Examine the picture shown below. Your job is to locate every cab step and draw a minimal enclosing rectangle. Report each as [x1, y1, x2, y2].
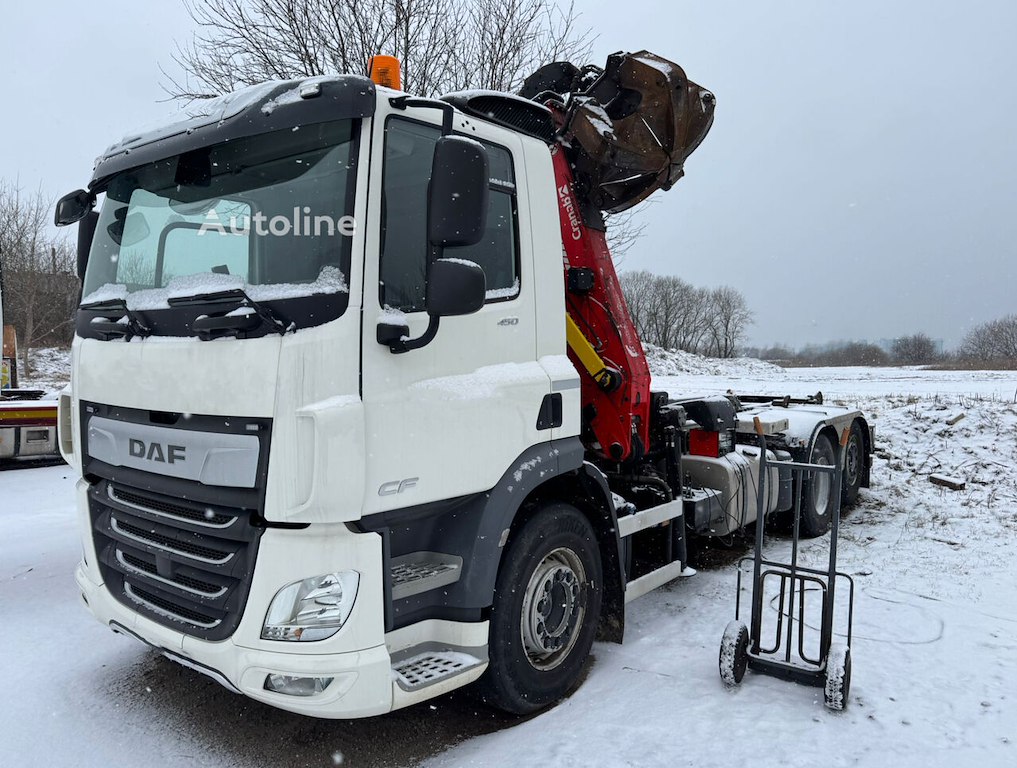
[390, 551, 463, 600]
[392, 651, 483, 691]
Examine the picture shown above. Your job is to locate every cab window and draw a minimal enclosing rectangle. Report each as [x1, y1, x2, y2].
[380, 118, 519, 312]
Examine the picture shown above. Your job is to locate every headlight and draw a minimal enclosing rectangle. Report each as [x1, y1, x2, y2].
[262, 571, 360, 642]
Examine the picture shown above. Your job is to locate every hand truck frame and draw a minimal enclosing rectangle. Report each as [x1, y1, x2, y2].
[719, 418, 855, 710]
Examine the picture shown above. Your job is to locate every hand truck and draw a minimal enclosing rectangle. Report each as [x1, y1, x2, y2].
[719, 418, 855, 710]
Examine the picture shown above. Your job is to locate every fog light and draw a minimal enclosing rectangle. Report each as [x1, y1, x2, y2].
[263, 674, 334, 697]
[262, 571, 360, 642]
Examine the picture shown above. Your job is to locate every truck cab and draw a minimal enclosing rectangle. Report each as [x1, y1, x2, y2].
[59, 75, 598, 717]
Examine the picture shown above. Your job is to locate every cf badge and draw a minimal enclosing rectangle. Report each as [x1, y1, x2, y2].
[378, 477, 418, 496]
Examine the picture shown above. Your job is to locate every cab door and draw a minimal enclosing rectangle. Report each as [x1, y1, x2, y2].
[359, 107, 550, 514]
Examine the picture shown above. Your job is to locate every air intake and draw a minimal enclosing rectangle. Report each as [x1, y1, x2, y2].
[440, 90, 556, 144]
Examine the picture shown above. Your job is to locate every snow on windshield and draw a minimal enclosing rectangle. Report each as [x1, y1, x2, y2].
[81, 266, 348, 310]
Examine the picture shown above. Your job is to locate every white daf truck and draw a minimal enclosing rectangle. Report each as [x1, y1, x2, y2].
[55, 53, 872, 718]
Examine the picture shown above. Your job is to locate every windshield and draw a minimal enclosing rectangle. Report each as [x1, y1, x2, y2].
[81, 120, 358, 311]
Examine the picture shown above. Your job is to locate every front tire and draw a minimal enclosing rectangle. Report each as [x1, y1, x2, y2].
[479, 503, 602, 714]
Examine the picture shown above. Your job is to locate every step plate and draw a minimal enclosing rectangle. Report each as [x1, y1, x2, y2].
[392, 651, 483, 692]
[390, 552, 463, 600]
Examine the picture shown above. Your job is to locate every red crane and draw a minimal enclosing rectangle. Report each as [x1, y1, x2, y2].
[525, 51, 715, 462]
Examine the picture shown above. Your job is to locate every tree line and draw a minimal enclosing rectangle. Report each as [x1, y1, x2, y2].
[619, 270, 753, 358]
[748, 323, 1017, 368]
[0, 182, 78, 377]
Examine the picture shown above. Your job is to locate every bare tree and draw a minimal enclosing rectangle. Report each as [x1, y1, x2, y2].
[619, 269, 655, 342]
[0, 181, 79, 378]
[960, 314, 1017, 364]
[704, 285, 753, 358]
[164, 3, 675, 258]
[165, 0, 592, 100]
[620, 271, 753, 358]
[891, 333, 939, 365]
[672, 282, 714, 353]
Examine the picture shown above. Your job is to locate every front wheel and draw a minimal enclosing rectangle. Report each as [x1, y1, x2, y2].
[479, 503, 603, 714]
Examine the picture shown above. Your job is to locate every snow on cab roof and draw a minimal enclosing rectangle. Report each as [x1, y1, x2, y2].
[93, 75, 376, 178]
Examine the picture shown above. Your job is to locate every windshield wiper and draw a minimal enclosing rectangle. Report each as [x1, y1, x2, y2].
[80, 298, 151, 340]
[168, 289, 296, 340]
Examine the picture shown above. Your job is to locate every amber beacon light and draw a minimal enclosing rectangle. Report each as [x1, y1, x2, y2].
[368, 55, 402, 90]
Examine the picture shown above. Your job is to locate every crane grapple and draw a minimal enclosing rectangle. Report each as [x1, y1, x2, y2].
[523, 50, 715, 214]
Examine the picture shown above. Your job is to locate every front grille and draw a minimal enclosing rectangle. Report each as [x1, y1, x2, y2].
[125, 584, 222, 629]
[118, 550, 226, 597]
[89, 478, 263, 641]
[111, 516, 235, 563]
[109, 484, 238, 528]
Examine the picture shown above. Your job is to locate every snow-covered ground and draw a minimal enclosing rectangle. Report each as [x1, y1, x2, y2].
[431, 360, 1017, 768]
[3, 358, 1016, 767]
[16, 346, 71, 395]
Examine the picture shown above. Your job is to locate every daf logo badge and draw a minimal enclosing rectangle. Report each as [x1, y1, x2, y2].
[129, 438, 186, 464]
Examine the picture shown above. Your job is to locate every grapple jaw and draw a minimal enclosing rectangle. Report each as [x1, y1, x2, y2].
[522, 50, 715, 214]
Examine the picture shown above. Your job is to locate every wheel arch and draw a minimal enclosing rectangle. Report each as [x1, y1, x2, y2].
[852, 415, 873, 489]
[428, 437, 624, 640]
[811, 417, 872, 490]
[791, 419, 862, 465]
[357, 438, 595, 631]
[506, 462, 626, 644]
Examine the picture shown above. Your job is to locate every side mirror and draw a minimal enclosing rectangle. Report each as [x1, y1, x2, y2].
[427, 136, 489, 248]
[54, 189, 94, 226]
[77, 211, 99, 281]
[427, 258, 486, 316]
[381, 135, 490, 355]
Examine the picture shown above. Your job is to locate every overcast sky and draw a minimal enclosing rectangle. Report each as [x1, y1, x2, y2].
[2, 1, 1015, 348]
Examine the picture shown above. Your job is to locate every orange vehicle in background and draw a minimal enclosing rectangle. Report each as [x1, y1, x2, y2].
[1, 273, 61, 463]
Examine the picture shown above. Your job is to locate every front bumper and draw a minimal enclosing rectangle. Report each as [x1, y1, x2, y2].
[76, 562, 396, 718]
[75, 470, 394, 719]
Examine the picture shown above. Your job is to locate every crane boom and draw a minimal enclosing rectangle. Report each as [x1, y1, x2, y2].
[527, 51, 715, 462]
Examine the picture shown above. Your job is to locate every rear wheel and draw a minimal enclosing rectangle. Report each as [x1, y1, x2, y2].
[801, 433, 836, 537]
[479, 503, 602, 714]
[841, 422, 865, 507]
